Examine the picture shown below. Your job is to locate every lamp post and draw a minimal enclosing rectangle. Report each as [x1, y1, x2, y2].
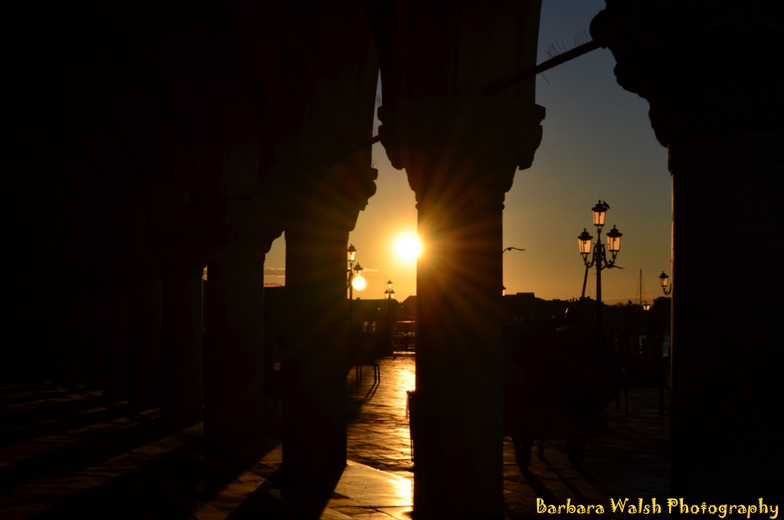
[347, 244, 366, 299]
[384, 279, 396, 300]
[347, 245, 367, 366]
[350, 264, 365, 295]
[384, 280, 396, 351]
[348, 244, 357, 299]
[577, 200, 623, 327]
[659, 271, 672, 295]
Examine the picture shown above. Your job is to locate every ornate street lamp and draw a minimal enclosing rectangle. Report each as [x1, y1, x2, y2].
[592, 199, 609, 227]
[578, 200, 623, 327]
[351, 263, 366, 293]
[659, 271, 672, 295]
[606, 225, 623, 255]
[578, 229, 593, 257]
[384, 279, 396, 300]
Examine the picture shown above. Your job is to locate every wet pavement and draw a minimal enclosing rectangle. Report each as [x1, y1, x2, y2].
[343, 353, 670, 519]
[346, 353, 416, 481]
[0, 353, 670, 519]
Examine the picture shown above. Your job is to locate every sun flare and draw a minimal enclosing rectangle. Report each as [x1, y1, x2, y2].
[394, 233, 423, 262]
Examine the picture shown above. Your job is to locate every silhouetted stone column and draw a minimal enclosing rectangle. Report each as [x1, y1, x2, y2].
[103, 262, 131, 404]
[370, 1, 544, 515]
[199, 199, 279, 461]
[592, 1, 784, 504]
[669, 135, 783, 503]
[128, 257, 163, 411]
[39, 254, 84, 385]
[282, 222, 351, 511]
[278, 163, 377, 515]
[199, 29, 285, 458]
[152, 138, 206, 427]
[160, 261, 204, 427]
[83, 274, 108, 391]
[62, 272, 89, 386]
[268, 1, 379, 512]
[203, 251, 266, 457]
[380, 96, 544, 519]
[415, 185, 506, 519]
[198, 93, 278, 460]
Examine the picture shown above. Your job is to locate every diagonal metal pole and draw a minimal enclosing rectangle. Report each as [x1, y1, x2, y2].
[481, 40, 601, 95]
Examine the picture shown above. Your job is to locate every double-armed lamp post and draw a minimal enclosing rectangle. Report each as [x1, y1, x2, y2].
[577, 200, 623, 327]
[384, 280, 396, 300]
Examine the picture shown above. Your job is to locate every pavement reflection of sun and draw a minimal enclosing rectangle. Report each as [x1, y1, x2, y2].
[396, 365, 416, 395]
[390, 472, 413, 504]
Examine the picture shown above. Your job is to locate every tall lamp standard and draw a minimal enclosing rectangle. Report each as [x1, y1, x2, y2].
[347, 244, 366, 299]
[659, 271, 673, 295]
[347, 244, 366, 360]
[577, 200, 623, 328]
[348, 244, 357, 299]
[384, 280, 396, 349]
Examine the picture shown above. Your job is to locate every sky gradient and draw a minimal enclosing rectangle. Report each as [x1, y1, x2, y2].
[264, 0, 672, 305]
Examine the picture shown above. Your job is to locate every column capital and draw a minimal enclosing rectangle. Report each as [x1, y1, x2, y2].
[378, 95, 544, 199]
[591, 1, 784, 147]
[266, 161, 378, 233]
[192, 196, 283, 263]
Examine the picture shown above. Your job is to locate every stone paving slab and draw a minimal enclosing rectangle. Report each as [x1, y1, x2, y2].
[326, 461, 413, 519]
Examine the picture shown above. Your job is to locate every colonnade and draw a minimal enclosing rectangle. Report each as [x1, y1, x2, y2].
[5, 1, 782, 518]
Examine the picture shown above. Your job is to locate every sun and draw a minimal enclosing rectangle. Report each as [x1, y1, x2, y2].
[394, 233, 423, 262]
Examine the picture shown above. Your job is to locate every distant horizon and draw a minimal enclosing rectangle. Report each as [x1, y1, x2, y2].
[261, 282, 670, 307]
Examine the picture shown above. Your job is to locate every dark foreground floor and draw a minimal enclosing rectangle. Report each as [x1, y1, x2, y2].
[0, 354, 670, 519]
